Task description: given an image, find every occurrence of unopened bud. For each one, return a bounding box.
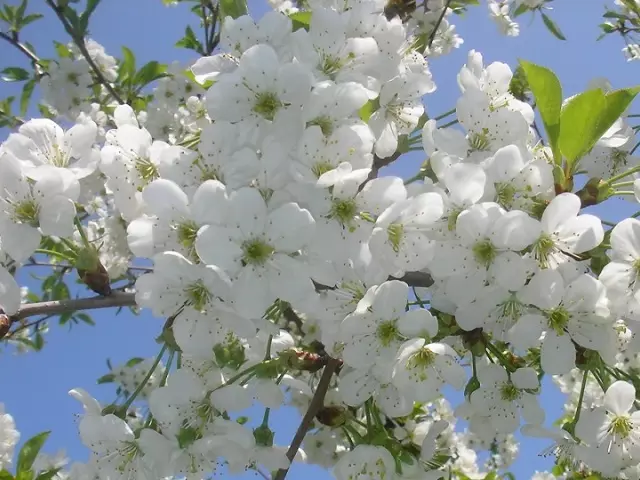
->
[0,314,10,340]
[315,405,347,428]
[76,247,111,296]
[280,348,326,373]
[253,424,274,447]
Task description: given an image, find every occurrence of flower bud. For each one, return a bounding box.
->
[0,313,11,340]
[315,405,348,428]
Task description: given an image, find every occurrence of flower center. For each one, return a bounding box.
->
[11,199,39,226]
[340,281,365,305]
[116,441,141,473]
[610,149,628,174]
[500,382,520,401]
[134,156,159,185]
[49,144,70,168]
[468,129,491,153]
[609,415,632,439]
[387,223,404,253]
[407,347,436,370]
[242,238,275,266]
[329,198,358,226]
[311,161,335,179]
[495,182,517,209]
[307,116,334,136]
[185,280,212,311]
[632,258,640,285]
[176,220,199,253]
[532,233,556,268]
[472,239,497,267]
[319,54,346,78]
[548,306,570,335]
[376,320,400,347]
[253,92,282,121]
[448,208,462,231]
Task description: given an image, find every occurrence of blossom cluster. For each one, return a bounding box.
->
[0,0,640,479]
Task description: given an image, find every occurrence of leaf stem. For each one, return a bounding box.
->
[122,344,167,410]
[44,0,124,104]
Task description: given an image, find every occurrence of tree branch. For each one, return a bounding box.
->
[0,31,43,69]
[392,271,434,288]
[273,357,340,480]
[45,0,124,104]
[10,291,136,322]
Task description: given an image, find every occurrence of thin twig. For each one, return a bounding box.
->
[273,357,340,480]
[5,314,56,339]
[427,0,453,48]
[200,0,211,55]
[44,0,124,104]
[10,291,136,322]
[0,31,43,68]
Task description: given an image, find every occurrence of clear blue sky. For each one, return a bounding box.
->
[1,0,639,478]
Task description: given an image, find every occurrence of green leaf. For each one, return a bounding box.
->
[17,431,50,474]
[603,10,627,19]
[15,0,27,24]
[118,46,136,85]
[35,469,61,480]
[559,86,640,169]
[126,357,145,367]
[519,60,562,162]
[0,469,14,480]
[19,13,43,28]
[20,78,35,116]
[175,26,203,54]
[75,313,94,325]
[541,12,566,40]
[54,41,71,58]
[133,61,168,88]
[1,67,29,82]
[358,98,379,122]
[59,312,73,325]
[512,3,529,17]
[97,373,115,384]
[591,87,640,150]
[33,331,44,350]
[219,0,248,20]
[289,11,311,31]
[559,89,606,165]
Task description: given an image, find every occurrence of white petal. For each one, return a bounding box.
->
[604,381,636,415]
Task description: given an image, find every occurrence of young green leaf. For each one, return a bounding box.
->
[118,46,136,85]
[97,373,115,384]
[519,60,562,162]
[0,471,13,480]
[175,26,203,54]
[35,469,62,480]
[559,89,606,165]
[513,3,529,17]
[559,86,639,170]
[541,12,566,40]
[20,78,35,116]
[219,0,248,20]
[17,431,51,475]
[289,11,311,31]
[19,13,44,28]
[1,67,29,82]
[134,61,168,89]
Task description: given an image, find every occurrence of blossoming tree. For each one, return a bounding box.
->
[1,0,640,479]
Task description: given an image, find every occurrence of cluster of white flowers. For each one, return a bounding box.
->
[0,403,19,470]
[1,0,640,479]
